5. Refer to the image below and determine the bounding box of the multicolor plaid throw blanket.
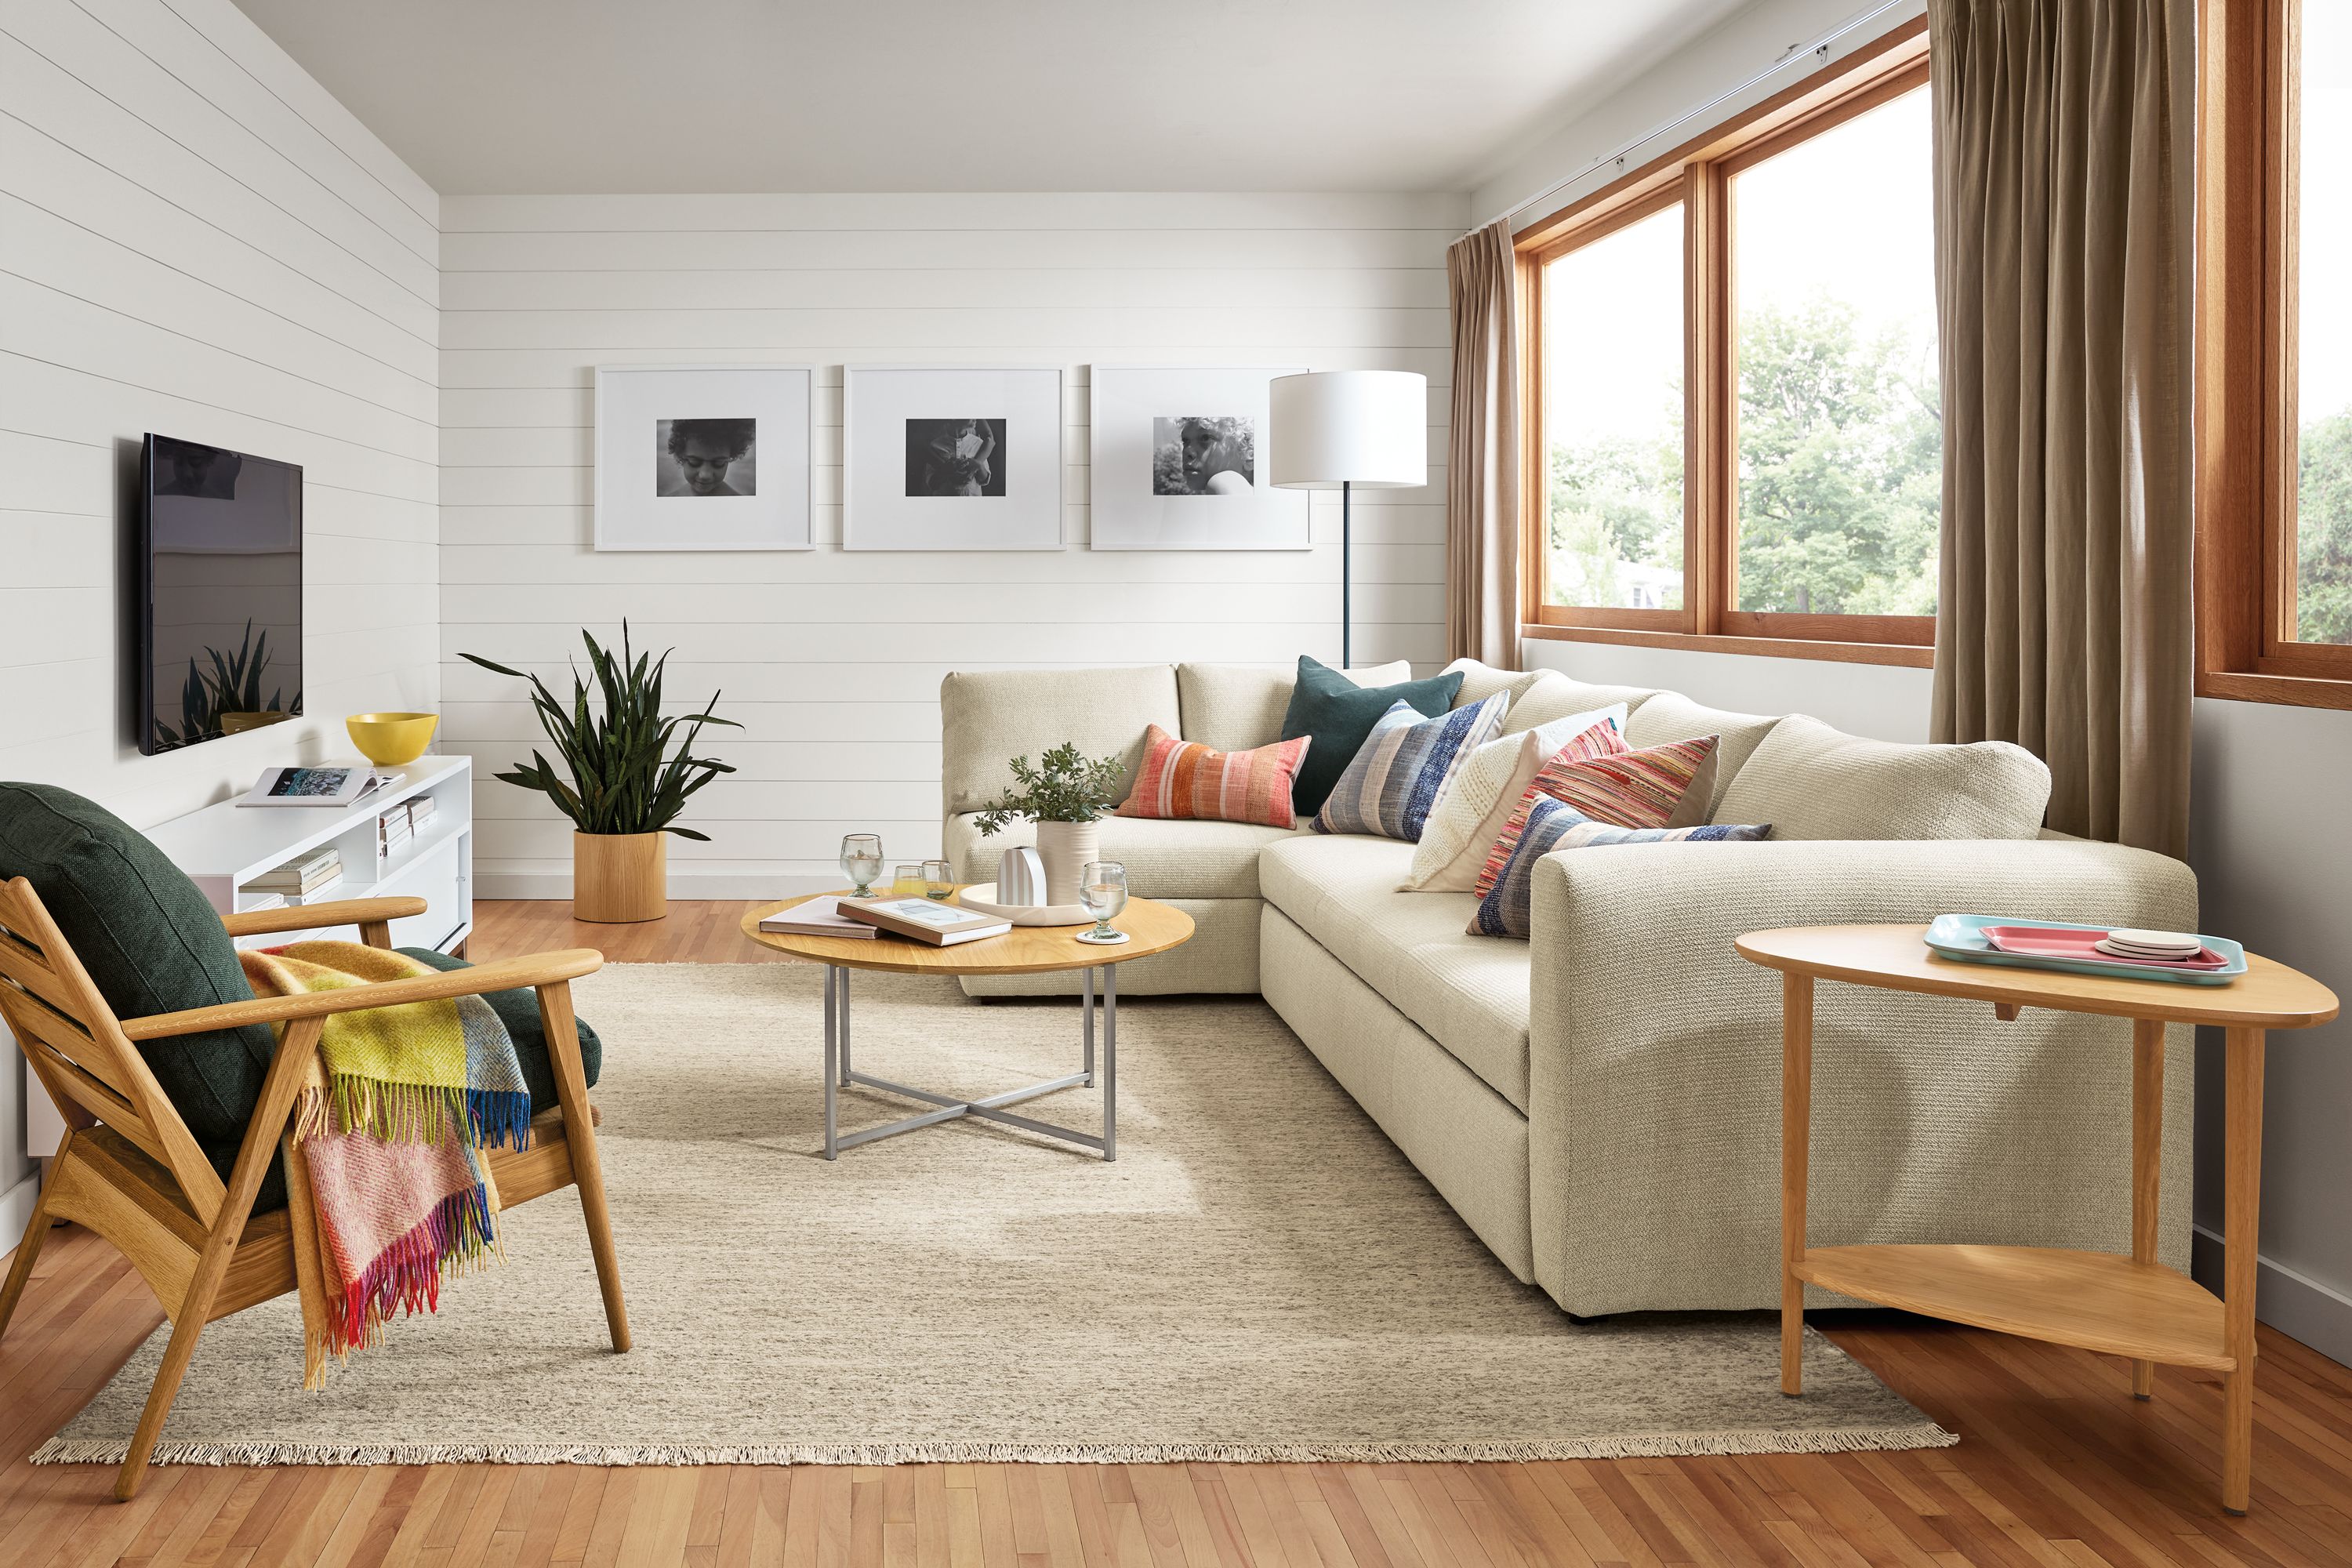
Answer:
[239,942,534,1387]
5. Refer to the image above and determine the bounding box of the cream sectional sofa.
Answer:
[939,659,2197,1317]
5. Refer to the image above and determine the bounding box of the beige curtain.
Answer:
[1928,0,2194,858]
[1446,220,1521,667]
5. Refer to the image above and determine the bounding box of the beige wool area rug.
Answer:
[41,962,1954,1467]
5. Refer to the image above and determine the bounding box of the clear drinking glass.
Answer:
[923,859,955,900]
[1077,861,1128,941]
[839,833,884,897]
[891,863,927,898]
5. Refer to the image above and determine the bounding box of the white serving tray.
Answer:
[956,883,1093,927]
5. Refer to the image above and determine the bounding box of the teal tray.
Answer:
[1924,914,2248,987]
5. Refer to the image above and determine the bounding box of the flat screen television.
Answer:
[136,434,303,756]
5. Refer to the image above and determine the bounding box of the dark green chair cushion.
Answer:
[1278,657,1465,816]
[0,782,276,1152]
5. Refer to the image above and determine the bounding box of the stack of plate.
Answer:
[2095,927,2207,962]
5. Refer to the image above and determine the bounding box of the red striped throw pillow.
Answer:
[1469,728,1722,900]
[1116,724,1311,829]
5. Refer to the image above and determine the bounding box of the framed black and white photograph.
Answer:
[593,364,813,550]
[843,365,1063,550]
[1089,365,1309,550]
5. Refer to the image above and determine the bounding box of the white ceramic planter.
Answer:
[1033,818,1101,908]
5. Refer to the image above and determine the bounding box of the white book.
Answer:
[759,895,879,938]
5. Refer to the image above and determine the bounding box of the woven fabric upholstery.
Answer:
[1468,798,1770,938]
[1438,658,1552,710]
[944,811,1296,902]
[1501,671,1663,735]
[1402,703,1626,892]
[1312,693,1506,842]
[938,666,1178,815]
[1622,691,1782,815]
[1470,727,1723,899]
[1259,834,1534,1110]
[1175,662,1409,753]
[1116,724,1310,828]
[1524,836,2198,1315]
[1716,714,2053,840]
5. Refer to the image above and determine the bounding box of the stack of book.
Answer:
[837,897,1010,946]
[757,895,878,939]
[378,804,413,857]
[252,847,342,905]
[405,793,438,837]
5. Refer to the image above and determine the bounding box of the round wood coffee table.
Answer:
[740,890,1192,1161]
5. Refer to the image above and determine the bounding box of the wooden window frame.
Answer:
[2197,0,2352,709]
[1517,19,1937,669]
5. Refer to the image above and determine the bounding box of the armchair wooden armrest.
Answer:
[219,897,427,939]
[119,949,605,1040]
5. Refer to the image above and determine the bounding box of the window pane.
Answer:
[1730,86,1940,615]
[2296,1,2352,644]
[1541,205,1686,611]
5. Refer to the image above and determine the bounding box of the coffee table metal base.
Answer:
[820,961,1116,1160]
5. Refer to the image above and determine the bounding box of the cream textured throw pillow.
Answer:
[1399,702,1626,891]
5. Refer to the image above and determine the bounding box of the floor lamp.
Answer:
[1269,371,1429,667]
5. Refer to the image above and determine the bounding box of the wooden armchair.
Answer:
[0,881,630,1501]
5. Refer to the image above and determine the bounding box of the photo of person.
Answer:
[904,418,1004,497]
[1151,416,1254,495]
[655,417,758,497]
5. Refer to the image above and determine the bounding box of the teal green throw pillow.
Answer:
[0,782,274,1154]
[1278,657,1465,816]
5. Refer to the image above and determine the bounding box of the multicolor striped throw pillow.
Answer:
[1468,730,1721,900]
[1312,692,1508,841]
[1115,724,1312,829]
[1468,796,1771,938]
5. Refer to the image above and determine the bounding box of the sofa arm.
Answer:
[1523,837,2198,1316]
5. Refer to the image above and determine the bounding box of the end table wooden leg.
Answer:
[2221,1025,2265,1515]
[2131,1018,2165,1400]
[1781,971,1813,1397]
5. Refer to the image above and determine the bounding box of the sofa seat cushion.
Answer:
[1715,715,2053,840]
[945,812,1297,902]
[1258,834,1533,1111]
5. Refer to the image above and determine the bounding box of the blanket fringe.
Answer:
[295,1076,533,1150]
[316,1182,503,1367]
[30,1423,1961,1469]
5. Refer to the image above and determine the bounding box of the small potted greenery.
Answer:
[459,623,737,923]
[972,742,1127,907]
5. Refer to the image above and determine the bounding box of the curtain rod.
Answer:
[1459,0,1922,244]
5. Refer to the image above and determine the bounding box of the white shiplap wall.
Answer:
[0,0,442,1228]
[441,192,1466,896]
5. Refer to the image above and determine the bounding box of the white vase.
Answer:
[996,845,1047,906]
[1033,818,1101,908]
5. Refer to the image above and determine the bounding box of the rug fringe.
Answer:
[30,1425,1958,1468]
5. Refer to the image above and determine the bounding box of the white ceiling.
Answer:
[231,0,1751,195]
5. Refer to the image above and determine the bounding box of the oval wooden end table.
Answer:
[1737,923,2338,1516]
[740,890,1192,1162]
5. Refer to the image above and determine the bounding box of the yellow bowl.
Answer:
[346,712,439,767]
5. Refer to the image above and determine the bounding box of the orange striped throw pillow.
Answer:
[1116,724,1312,829]
[1469,728,1722,900]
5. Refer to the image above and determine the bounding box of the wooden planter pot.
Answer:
[573,831,666,923]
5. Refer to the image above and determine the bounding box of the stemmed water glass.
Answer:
[1076,861,1128,944]
[839,833,884,898]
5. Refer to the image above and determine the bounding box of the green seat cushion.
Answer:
[1278,657,1465,816]
[0,782,276,1152]
[396,946,601,1112]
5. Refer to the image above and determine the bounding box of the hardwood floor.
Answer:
[1,900,2347,1567]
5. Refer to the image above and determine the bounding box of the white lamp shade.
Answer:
[1268,370,1428,489]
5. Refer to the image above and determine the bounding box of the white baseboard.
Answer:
[2191,1224,2352,1367]
[0,1168,41,1273]
[475,873,835,902]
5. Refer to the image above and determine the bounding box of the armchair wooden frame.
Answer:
[0,883,630,1501]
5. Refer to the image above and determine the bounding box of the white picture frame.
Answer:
[1087,365,1309,550]
[593,364,813,551]
[842,365,1065,551]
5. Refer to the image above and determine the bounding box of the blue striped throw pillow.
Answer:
[1468,795,1771,938]
[1312,692,1508,841]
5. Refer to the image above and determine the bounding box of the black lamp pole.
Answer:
[1341,478,1352,668]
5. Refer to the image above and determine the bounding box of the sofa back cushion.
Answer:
[939,666,1181,815]
[1439,658,1554,710]
[0,782,274,1149]
[1501,670,1662,735]
[1622,691,1783,815]
[1176,661,1410,753]
[1715,715,2053,840]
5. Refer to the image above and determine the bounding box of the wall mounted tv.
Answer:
[136,434,303,756]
